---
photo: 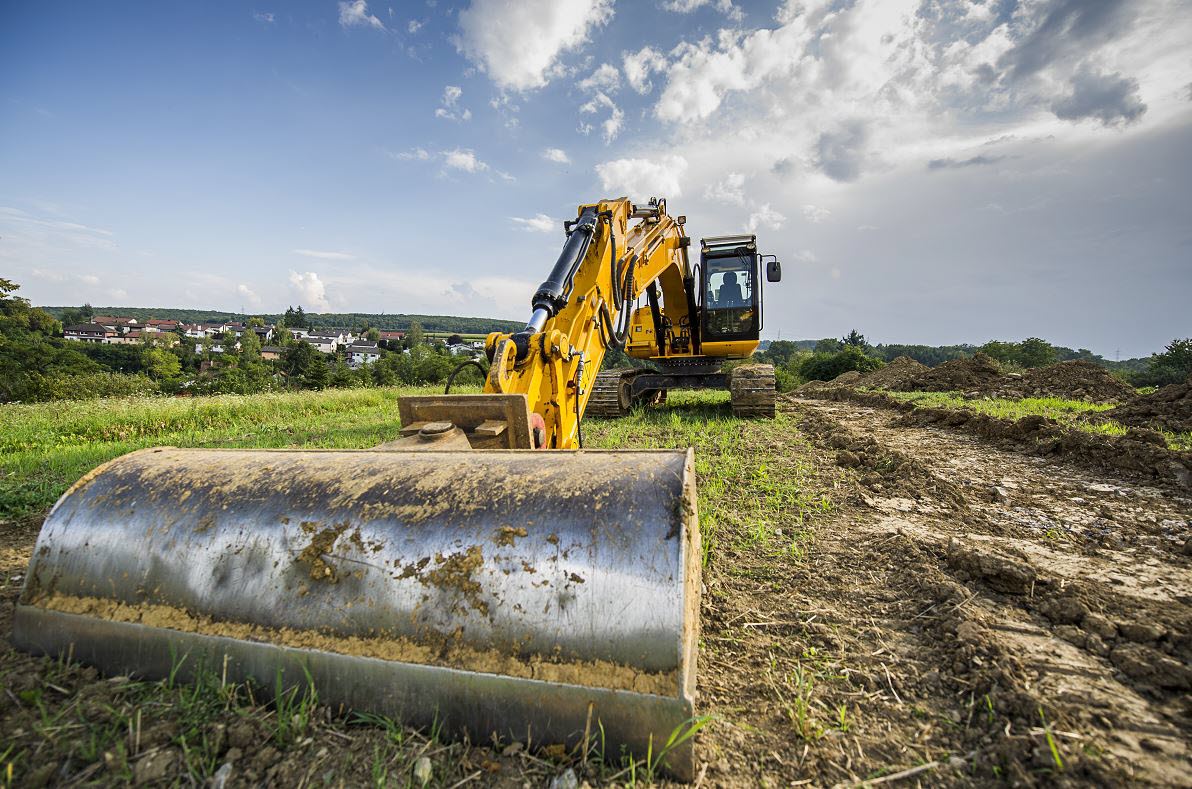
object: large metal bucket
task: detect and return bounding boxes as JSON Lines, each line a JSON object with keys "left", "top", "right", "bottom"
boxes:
{"left": 13, "top": 447, "right": 701, "bottom": 778}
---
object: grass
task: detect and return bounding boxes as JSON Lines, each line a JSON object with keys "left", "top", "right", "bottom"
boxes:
{"left": 586, "top": 390, "right": 827, "bottom": 568}
{"left": 0, "top": 384, "right": 478, "bottom": 522}
{"left": 884, "top": 391, "right": 1191, "bottom": 451}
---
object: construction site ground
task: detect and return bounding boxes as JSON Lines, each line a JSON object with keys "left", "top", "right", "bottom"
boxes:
{"left": 1, "top": 386, "right": 1190, "bottom": 786}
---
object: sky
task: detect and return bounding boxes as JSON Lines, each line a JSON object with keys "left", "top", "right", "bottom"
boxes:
{"left": 1, "top": 0, "right": 1190, "bottom": 358}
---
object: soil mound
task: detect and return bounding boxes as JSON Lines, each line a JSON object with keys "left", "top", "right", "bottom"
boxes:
{"left": 860, "top": 356, "right": 928, "bottom": 390}
{"left": 909, "top": 352, "right": 1003, "bottom": 393}
{"left": 1107, "top": 373, "right": 1192, "bottom": 433}
{"left": 1005, "top": 360, "right": 1136, "bottom": 404}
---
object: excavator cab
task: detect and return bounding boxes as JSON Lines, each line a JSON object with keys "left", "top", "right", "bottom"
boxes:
{"left": 698, "top": 234, "right": 780, "bottom": 355}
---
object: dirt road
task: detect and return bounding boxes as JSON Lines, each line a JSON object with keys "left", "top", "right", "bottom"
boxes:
{"left": 698, "top": 397, "right": 1190, "bottom": 786}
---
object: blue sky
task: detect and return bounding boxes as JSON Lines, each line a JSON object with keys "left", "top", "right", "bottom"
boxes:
{"left": 2, "top": 0, "right": 1190, "bottom": 357}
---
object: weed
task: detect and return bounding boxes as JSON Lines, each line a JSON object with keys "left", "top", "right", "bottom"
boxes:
{"left": 1038, "top": 707, "right": 1064, "bottom": 772}
{"left": 836, "top": 704, "right": 850, "bottom": 732}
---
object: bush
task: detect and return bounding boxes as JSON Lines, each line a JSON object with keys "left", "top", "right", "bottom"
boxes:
{"left": 798, "top": 346, "right": 884, "bottom": 382}
{"left": 24, "top": 372, "right": 159, "bottom": 402}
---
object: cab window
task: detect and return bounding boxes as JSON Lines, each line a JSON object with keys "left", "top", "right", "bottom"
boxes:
{"left": 704, "top": 253, "right": 755, "bottom": 337}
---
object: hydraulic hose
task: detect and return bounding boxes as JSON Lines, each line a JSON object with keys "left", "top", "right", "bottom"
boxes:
{"left": 444, "top": 359, "right": 488, "bottom": 393}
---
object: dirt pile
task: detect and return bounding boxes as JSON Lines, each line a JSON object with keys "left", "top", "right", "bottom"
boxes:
{"left": 1004, "top": 360, "right": 1136, "bottom": 403}
{"left": 897, "top": 352, "right": 1003, "bottom": 393}
{"left": 860, "top": 355, "right": 928, "bottom": 389}
{"left": 1108, "top": 373, "right": 1192, "bottom": 433}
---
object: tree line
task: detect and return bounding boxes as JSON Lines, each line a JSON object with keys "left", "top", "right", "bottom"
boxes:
{"left": 756, "top": 332, "right": 1191, "bottom": 391}
{"left": 0, "top": 278, "right": 487, "bottom": 403}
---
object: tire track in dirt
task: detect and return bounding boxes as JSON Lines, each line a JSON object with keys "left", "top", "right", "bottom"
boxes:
{"left": 779, "top": 396, "right": 1191, "bottom": 786}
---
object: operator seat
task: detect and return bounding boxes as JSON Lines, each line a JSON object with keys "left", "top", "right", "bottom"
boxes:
{"left": 718, "top": 271, "right": 743, "bottom": 306}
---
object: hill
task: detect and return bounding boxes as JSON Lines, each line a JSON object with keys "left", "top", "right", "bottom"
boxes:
{"left": 39, "top": 306, "right": 522, "bottom": 334}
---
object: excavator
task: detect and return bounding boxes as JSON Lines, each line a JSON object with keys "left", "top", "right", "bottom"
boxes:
{"left": 14, "top": 196, "right": 781, "bottom": 779}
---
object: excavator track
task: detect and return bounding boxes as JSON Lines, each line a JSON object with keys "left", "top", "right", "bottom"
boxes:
{"left": 588, "top": 368, "right": 638, "bottom": 417}
{"left": 730, "top": 364, "right": 777, "bottom": 418}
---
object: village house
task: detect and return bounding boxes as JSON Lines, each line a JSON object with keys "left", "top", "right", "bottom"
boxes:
{"left": 63, "top": 324, "right": 116, "bottom": 343}
{"left": 260, "top": 346, "right": 284, "bottom": 361}
{"left": 346, "top": 342, "right": 381, "bottom": 368}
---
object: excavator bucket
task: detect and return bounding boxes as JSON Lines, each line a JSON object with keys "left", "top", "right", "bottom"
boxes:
{"left": 13, "top": 446, "right": 701, "bottom": 778}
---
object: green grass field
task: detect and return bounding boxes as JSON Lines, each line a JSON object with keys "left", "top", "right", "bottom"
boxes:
{"left": 0, "top": 386, "right": 474, "bottom": 522}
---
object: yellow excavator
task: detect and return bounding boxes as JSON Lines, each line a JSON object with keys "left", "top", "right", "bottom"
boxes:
{"left": 14, "top": 196, "right": 781, "bottom": 779}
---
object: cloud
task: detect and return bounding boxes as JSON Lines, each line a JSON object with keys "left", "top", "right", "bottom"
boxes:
{"left": 390, "top": 147, "right": 430, "bottom": 161}
{"left": 292, "top": 248, "right": 355, "bottom": 260}
{"left": 622, "top": 46, "right": 668, "bottom": 94}
{"left": 703, "top": 172, "right": 745, "bottom": 205}
{"left": 237, "top": 284, "right": 262, "bottom": 305}
{"left": 288, "top": 270, "right": 330, "bottom": 310}
{"left": 800, "top": 204, "right": 830, "bottom": 223}
{"left": 661, "top": 0, "right": 743, "bottom": 23}
{"left": 541, "top": 147, "right": 570, "bottom": 164}
{"left": 578, "top": 63, "right": 620, "bottom": 94}
{"left": 442, "top": 148, "right": 489, "bottom": 173}
{"left": 1050, "top": 67, "right": 1146, "bottom": 126}
{"left": 927, "top": 155, "right": 1007, "bottom": 171}
{"left": 434, "top": 85, "right": 472, "bottom": 121}
{"left": 595, "top": 154, "right": 687, "bottom": 200}
{"left": 746, "top": 203, "right": 786, "bottom": 232}
{"left": 814, "top": 122, "right": 869, "bottom": 183}
{"left": 455, "top": 0, "right": 614, "bottom": 91}
{"left": 338, "top": 0, "right": 385, "bottom": 30}
{"left": 996, "top": 0, "right": 1132, "bottom": 82}
{"left": 578, "top": 92, "right": 623, "bottom": 144}
{"left": 407, "top": 19, "right": 423, "bottom": 34}
{"left": 511, "top": 214, "right": 557, "bottom": 232}
{"left": 253, "top": 11, "right": 275, "bottom": 23}
{"left": 80, "top": 274, "right": 100, "bottom": 286}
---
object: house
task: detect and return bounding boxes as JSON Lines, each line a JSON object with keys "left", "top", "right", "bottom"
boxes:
{"left": 145, "top": 318, "right": 179, "bottom": 332}
{"left": 252, "top": 325, "right": 274, "bottom": 343}
{"left": 447, "top": 343, "right": 480, "bottom": 357}
{"left": 260, "top": 345, "right": 284, "bottom": 361}
{"left": 109, "top": 330, "right": 145, "bottom": 345}
{"left": 90, "top": 315, "right": 138, "bottom": 331}
{"left": 346, "top": 343, "right": 381, "bottom": 368}
{"left": 304, "top": 334, "right": 340, "bottom": 354}
{"left": 378, "top": 330, "right": 405, "bottom": 341}
{"left": 64, "top": 324, "right": 115, "bottom": 343}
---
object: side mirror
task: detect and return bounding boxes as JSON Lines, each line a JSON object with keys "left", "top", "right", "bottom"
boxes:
{"left": 765, "top": 256, "right": 782, "bottom": 282}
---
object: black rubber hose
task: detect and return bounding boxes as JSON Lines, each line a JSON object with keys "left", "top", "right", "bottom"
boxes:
{"left": 444, "top": 359, "right": 488, "bottom": 394}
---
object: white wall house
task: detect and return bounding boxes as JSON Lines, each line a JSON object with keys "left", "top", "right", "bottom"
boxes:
{"left": 346, "top": 343, "right": 381, "bottom": 368}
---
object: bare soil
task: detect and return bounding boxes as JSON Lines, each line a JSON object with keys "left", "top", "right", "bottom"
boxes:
{"left": 1108, "top": 374, "right": 1192, "bottom": 434}
{"left": 3, "top": 398, "right": 1190, "bottom": 786}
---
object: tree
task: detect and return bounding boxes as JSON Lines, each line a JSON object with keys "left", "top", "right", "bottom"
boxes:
{"left": 978, "top": 340, "right": 1018, "bottom": 365}
{"left": 406, "top": 321, "right": 425, "bottom": 347}
{"left": 60, "top": 303, "right": 94, "bottom": 327}
{"left": 1017, "top": 337, "right": 1057, "bottom": 368}
{"left": 814, "top": 337, "right": 842, "bottom": 354}
{"left": 0, "top": 279, "right": 102, "bottom": 402}
{"left": 841, "top": 329, "right": 867, "bottom": 348}
{"left": 760, "top": 340, "right": 799, "bottom": 367}
{"left": 365, "top": 327, "right": 380, "bottom": 342}
{"left": 1141, "top": 338, "right": 1192, "bottom": 386}
{"left": 447, "top": 333, "right": 463, "bottom": 346}
{"left": 141, "top": 346, "right": 181, "bottom": 381}
{"left": 282, "top": 341, "right": 327, "bottom": 389}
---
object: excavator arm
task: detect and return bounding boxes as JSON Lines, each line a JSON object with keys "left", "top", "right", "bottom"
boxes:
{"left": 398, "top": 196, "right": 693, "bottom": 450}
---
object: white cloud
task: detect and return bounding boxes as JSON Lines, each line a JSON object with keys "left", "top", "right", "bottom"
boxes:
{"left": 237, "top": 283, "right": 262, "bottom": 305}
{"left": 80, "top": 274, "right": 100, "bottom": 286}
{"left": 595, "top": 154, "right": 687, "bottom": 200}
{"left": 746, "top": 203, "right": 786, "bottom": 232}
{"left": 390, "top": 147, "right": 430, "bottom": 161}
{"left": 661, "top": 0, "right": 743, "bottom": 23}
{"left": 703, "top": 172, "right": 745, "bottom": 205}
{"left": 434, "top": 85, "right": 472, "bottom": 121}
{"left": 108, "top": 288, "right": 127, "bottom": 299}
{"left": 511, "top": 214, "right": 557, "bottom": 233}
{"left": 578, "top": 63, "right": 620, "bottom": 94}
{"left": 622, "top": 46, "right": 667, "bottom": 94}
{"left": 253, "top": 11, "right": 275, "bottom": 23}
{"left": 579, "top": 92, "right": 623, "bottom": 144}
{"left": 407, "top": 19, "right": 423, "bottom": 34}
{"left": 338, "top": 0, "right": 385, "bottom": 31}
{"left": 801, "top": 204, "right": 830, "bottom": 223}
{"left": 541, "top": 147, "right": 570, "bottom": 164}
{"left": 292, "top": 249, "right": 355, "bottom": 260}
{"left": 288, "top": 270, "right": 331, "bottom": 311}
{"left": 455, "top": 0, "right": 614, "bottom": 91}
{"left": 442, "top": 148, "right": 489, "bottom": 173}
